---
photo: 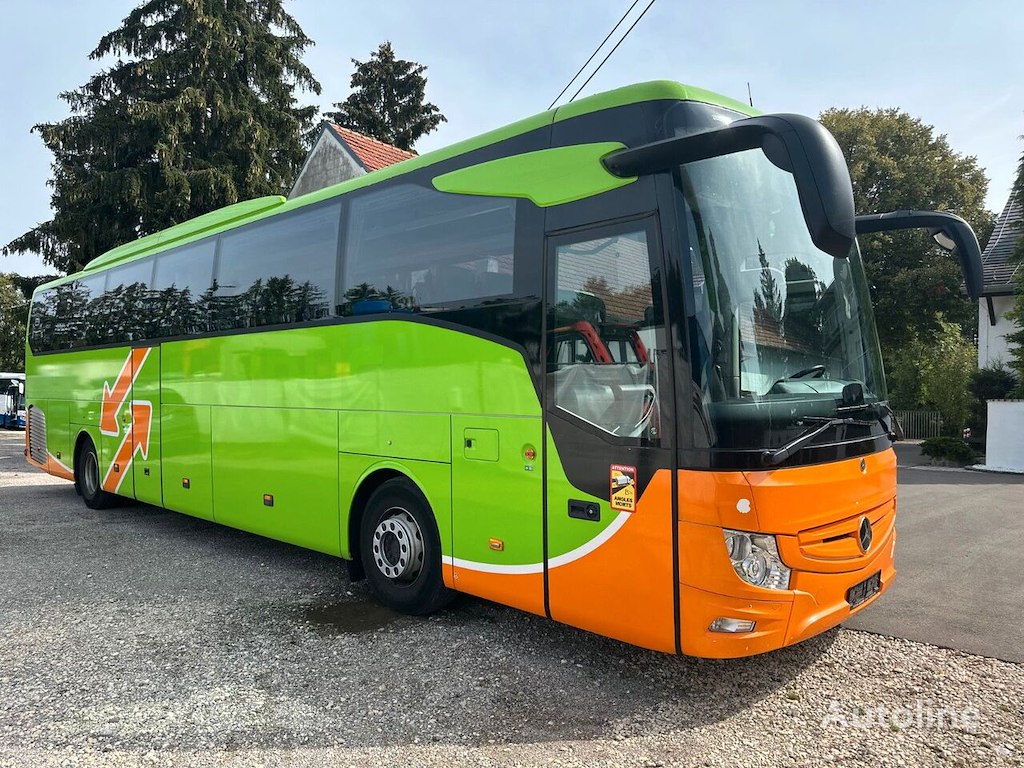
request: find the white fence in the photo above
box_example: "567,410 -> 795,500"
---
894,410 -> 943,440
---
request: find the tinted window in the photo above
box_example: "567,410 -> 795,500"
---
29,280 -> 96,352
152,239 -> 216,337
213,203 -> 338,330
29,289 -> 58,353
341,185 -> 515,314
91,258 -> 154,344
75,274 -> 108,348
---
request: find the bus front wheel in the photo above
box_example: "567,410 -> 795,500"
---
359,478 -> 454,615
75,437 -> 118,510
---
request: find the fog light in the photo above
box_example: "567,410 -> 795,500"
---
709,617 -> 756,633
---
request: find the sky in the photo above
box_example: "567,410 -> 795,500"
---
1,0 -> 1022,277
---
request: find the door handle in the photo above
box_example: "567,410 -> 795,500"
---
568,500 -> 601,522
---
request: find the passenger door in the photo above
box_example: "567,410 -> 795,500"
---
129,345 -> 161,506
543,219 -> 679,653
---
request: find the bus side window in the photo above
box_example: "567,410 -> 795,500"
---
151,240 -> 217,338
214,202 -> 339,330
71,276 -> 107,349
340,184 -> 516,315
29,291 -> 57,353
97,258 -> 155,343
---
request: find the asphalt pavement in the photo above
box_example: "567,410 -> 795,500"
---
846,441 -> 1024,663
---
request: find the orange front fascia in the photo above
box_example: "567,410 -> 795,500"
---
677,452 -> 898,658
786,536 -> 896,647
743,449 -> 897,534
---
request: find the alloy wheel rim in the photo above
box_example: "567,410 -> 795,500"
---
371,507 -> 425,582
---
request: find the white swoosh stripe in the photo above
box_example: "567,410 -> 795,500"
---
441,557 -> 542,575
442,511 -> 630,575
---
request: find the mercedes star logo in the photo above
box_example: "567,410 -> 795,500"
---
858,516 -> 873,553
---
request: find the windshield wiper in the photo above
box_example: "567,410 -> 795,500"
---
760,416 -> 874,467
836,399 -> 904,441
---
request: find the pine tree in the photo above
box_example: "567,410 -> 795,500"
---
3,0 -> 321,274
329,42 -> 445,151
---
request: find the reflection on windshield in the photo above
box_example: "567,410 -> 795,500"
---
679,147 -> 886,455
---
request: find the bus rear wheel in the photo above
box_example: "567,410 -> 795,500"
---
359,478 -> 454,615
76,437 -> 117,510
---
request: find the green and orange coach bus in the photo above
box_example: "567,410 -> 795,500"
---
23,81 -> 982,657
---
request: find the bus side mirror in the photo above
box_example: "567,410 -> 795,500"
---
854,211 -> 984,299
602,113 -> 856,260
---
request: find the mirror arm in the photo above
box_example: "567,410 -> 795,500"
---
603,113 -> 856,260
854,211 -> 984,299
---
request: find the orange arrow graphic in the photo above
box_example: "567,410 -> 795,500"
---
101,400 -> 153,493
100,348 -> 150,436
132,401 -> 152,460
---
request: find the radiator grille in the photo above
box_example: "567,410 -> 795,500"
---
28,406 -> 46,465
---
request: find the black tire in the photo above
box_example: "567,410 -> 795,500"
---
75,437 -> 118,510
359,478 -> 454,615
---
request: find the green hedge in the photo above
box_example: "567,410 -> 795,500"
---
920,436 -> 980,465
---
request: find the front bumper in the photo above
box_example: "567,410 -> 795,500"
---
678,508 -> 896,658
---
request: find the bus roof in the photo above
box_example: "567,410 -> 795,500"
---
49,81 -> 754,290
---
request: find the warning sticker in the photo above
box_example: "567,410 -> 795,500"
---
609,464 -> 637,512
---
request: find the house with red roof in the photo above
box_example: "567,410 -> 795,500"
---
289,123 -> 416,199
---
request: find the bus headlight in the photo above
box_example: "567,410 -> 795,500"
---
723,529 -> 791,590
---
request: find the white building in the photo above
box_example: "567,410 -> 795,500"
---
977,193 -> 1021,369
975,191 -> 1024,472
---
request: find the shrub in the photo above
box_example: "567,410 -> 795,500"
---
884,318 -> 976,435
920,436 -> 980,465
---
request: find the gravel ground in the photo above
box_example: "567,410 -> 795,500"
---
1,431 -> 1022,767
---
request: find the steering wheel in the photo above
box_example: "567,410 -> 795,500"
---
788,364 -> 826,379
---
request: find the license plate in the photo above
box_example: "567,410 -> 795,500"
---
847,571 -> 881,608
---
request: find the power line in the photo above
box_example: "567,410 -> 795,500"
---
546,0 -> 642,111
567,0 -> 658,104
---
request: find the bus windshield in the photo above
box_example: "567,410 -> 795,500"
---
678,147 -> 886,458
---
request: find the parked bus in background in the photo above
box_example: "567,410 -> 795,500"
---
1,373 -> 26,430
22,81 -> 982,657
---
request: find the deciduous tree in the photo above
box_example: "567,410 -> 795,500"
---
887,316 -> 977,434
0,275 -> 27,371
3,0 -> 321,274
819,108 -> 993,354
